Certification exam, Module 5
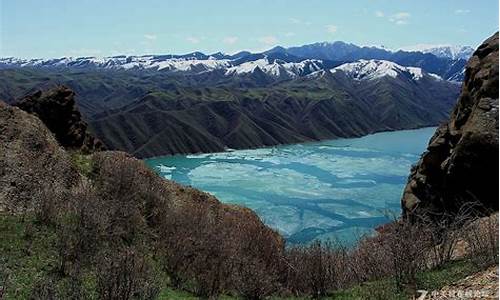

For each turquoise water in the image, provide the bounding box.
[145,127,436,245]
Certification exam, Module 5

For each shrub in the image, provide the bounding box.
[380,221,431,293]
[96,248,159,300]
[463,213,499,268]
[284,240,344,298]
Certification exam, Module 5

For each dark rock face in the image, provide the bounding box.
[402,32,499,218]
[15,87,105,153]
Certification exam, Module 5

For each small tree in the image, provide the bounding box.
[380,221,430,294]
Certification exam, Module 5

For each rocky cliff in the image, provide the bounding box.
[14,86,105,153]
[402,32,499,218]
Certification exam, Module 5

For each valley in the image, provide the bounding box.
[0,0,498,296]
[0,54,460,158]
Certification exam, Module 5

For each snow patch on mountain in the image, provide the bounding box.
[224,57,323,78]
[0,56,232,73]
[399,45,474,60]
[331,59,441,81]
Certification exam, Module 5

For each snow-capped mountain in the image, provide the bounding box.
[0,55,327,80]
[267,41,470,81]
[224,58,323,78]
[0,56,232,73]
[0,39,472,81]
[331,59,442,81]
[400,45,475,60]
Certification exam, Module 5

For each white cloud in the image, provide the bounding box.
[289,18,312,26]
[389,12,410,25]
[186,36,201,44]
[284,32,296,37]
[259,35,278,45]
[375,10,384,17]
[455,9,471,14]
[144,34,157,41]
[222,36,238,45]
[326,25,338,34]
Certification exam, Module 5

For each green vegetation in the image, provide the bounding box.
[330,261,480,300]
[70,151,93,177]
[0,215,59,300]
[0,215,484,300]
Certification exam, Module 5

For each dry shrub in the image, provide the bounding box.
[56,181,107,277]
[30,277,57,300]
[227,206,284,300]
[26,150,500,299]
[345,220,431,295]
[463,213,499,268]
[159,201,231,298]
[50,153,164,299]
[96,248,159,300]
[348,236,392,283]
[421,204,480,268]
[157,197,283,299]
[284,240,347,298]
[425,218,462,268]
[33,182,70,225]
[380,221,431,292]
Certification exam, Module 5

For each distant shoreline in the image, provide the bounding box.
[142,124,440,160]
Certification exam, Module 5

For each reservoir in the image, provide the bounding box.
[145,127,436,245]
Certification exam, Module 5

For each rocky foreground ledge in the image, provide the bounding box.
[402,32,499,218]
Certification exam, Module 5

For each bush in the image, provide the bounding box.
[157,199,283,299]
[380,221,431,293]
[463,213,499,268]
[55,181,106,277]
[284,241,345,298]
[96,248,159,300]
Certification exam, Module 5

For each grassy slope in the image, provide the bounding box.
[0,215,59,299]
[0,214,483,300]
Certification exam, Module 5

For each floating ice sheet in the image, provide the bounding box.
[144,127,437,244]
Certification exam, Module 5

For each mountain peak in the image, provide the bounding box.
[331,59,438,81]
[265,46,287,54]
[399,45,474,60]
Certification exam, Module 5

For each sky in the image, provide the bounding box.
[0,0,498,58]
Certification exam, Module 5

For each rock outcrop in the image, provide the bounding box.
[401,32,499,218]
[15,86,105,153]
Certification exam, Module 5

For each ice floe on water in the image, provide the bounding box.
[145,127,437,245]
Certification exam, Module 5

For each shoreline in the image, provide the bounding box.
[142,124,440,160]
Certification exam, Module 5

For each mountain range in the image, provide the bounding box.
[0,40,467,158]
[1,41,472,81]
[399,45,475,60]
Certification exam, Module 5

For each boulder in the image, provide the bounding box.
[401,32,499,218]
